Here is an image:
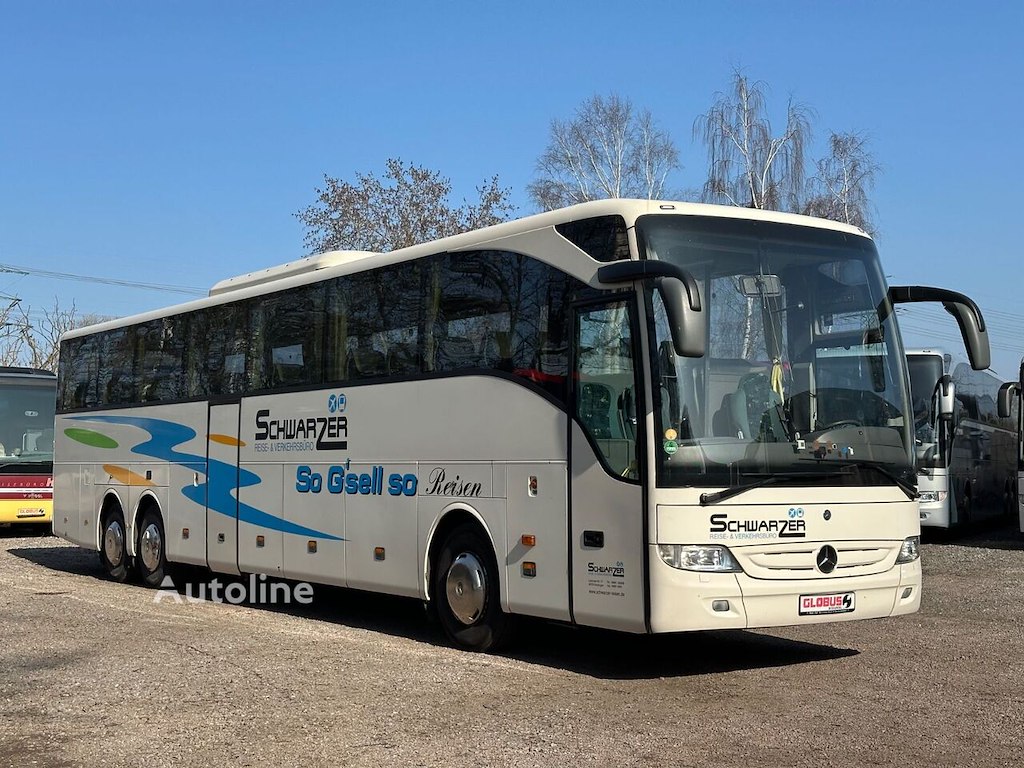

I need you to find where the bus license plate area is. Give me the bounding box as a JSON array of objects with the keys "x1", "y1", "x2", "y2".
[{"x1": 799, "y1": 592, "x2": 856, "y2": 616}]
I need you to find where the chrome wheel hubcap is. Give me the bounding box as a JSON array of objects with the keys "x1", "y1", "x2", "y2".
[
  {"x1": 140, "y1": 522, "x2": 163, "y2": 573},
  {"x1": 103, "y1": 520, "x2": 124, "y2": 566},
  {"x1": 445, "y1": 552, "x2": 486, "y2": 625}
]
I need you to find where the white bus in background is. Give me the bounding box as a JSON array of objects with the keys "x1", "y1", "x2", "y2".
[
  {"x1": 907, "y1": 349, "x2": 1016, "y2": 528},
  {"x1": 52, "y1": 200, "x2": 990, "y2": 651},
  {"x1": 998, "y1": 360, "x2": 1024, "y2": 533}
]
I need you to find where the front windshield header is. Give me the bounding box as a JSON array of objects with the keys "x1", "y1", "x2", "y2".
[{"x1": 636, "y1": 214, "x2": 914, "y2": 492}]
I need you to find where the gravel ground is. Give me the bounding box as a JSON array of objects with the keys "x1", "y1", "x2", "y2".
[{"x1": 0, "y1": 524, "x2": 1021, "y2": 768}]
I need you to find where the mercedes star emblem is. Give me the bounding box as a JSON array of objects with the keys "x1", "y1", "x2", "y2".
[{"x1": 816, "y1": 545, "x2": 839, "y2": 574}]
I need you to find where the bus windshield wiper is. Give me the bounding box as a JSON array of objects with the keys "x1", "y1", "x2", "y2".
[
  {"x1": 837, "y1": 459, "x2": 918, "y2": 500},
  {"x1": 699, "y1": 470, "x2": 849, "y2": 506},
  {"x1": 795, "y1": 457, "x2": 917, "y2": 500}
]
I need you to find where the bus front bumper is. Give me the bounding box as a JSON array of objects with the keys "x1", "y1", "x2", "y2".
[
  {"x1": 0, "y1": 501, "x2": 52, "y2": 525},
  {"x1": 648, "y1": 552, "x2": 921, "y2": 633}
]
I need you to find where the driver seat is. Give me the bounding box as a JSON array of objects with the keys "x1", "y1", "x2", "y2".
[{"x1": 731, "y1": 372, "x2": 785, "y2": 440}]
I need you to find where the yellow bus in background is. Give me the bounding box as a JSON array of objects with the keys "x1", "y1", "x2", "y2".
[{"x1": 0, "y1": 367, "x2": 56, "y2": 529}]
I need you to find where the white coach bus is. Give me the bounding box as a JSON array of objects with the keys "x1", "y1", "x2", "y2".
[
  {"x1": 53, "y1": 200, "x2": 990, "y2": 651},
  {"x1": 907, "y1": 349, "x2": 1016, "y2": 528},
  {"x1": 998, "y1": 360, "x2": 1024, "y2": 533}
]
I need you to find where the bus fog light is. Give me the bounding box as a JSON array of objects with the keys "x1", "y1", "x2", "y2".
[
  {"x1": 896, "y1": 535, "x2": 920, "y2": 563},
  {"x1": 712, "y1": 600, "x2": 730, "y2": 612},
  {"x1": 901, "y1": 587, "x2": 913, "y2": 599},
  {"x1": 657, "y1": 544, "x2": 741, "y2": 572}
]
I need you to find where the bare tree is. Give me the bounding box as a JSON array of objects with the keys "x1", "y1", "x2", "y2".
[
  {"x1": 694, "y1": 70, "x2": 813, "y2": 212},
  {"x1": 0, "y1": 299, "x2": 110, "y2": 372},
  {"x1": 0, "y1": 296, "x2": 27, "y2": 365},
  {"x1": 296, "y1": 158, "x2": 516, "y2": 254},
  {"x1": 18, "y1": 299, "x2": 95, "y2": 371},
  {"x1": 528, "y1": 94, "x2": 680, "y2": 211},
  {"x1": 803, "y1": 131, "x2": 880, "y2": 235}
]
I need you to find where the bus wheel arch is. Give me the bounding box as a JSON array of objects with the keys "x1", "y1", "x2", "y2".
[
  {"x1": 426, "y1": 508, "x2": 511, "y2": 652},
  {"x1": 133, "y1": 495, "x2": 168, "y2": 588},
  {"x1": 98, "y1": 494, "x2": 129, "y2": 583}
]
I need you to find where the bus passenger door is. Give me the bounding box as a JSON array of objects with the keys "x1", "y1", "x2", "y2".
[
  {"x1": 569, "y1": 301, "x2": 648, "y2": 633},
  {"x1": 206, "y1": 402, "x2": 241, "y2": 575}
]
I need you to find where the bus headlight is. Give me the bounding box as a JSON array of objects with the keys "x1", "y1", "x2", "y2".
[
  {"x1": 658, "y1": 544, "x2": 741, "y2": 572},
  {"x1": 896, "y1": 536, "x2": 920, "y2": 563},
  {"x1": 918, "y1": 491, "x2": 947, "y2": 504}
]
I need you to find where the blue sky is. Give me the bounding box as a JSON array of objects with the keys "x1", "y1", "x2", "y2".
[{"x1": 2, "y1": 1, "x2": 1022, "y2": 375}]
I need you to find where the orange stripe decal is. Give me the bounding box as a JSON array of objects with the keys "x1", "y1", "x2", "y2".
[
  {"x1": 209, "y1": 434, "x2": 245, "y2": 447},
  {"x1": 103, "y1": 464, "x2": 156, "y2": 487}
]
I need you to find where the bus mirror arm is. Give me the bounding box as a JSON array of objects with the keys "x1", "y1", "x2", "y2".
[
  {"x1": 887, "y1": 286, "x2": 990, "y2": 371},
  {"x1": 998, "y1": 381, "x2": 1018, "y2": 419},
  {"x1": 597, "y1": 261, "x2": 705, "y2": 358}
]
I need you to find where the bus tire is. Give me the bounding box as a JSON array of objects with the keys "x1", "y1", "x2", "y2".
[
  {"x1": 99, "y1": 506, "x2": 129, "y2": 583},
  {"x1": 135, "y1": 507, "x2": 168, "y2": 588},
  {"x1": 432, "y1": 523, "x2": 511, "y2": 652}
]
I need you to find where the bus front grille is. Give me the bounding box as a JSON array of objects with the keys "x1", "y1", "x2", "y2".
[{"x1": 735, "y1": 541, "x2": 899, "y2": 579}]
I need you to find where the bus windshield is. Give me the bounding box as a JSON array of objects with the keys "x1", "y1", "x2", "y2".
[
  {"x1": 637, "y1": 214, "x2": 913, "y2": 492},
  {"x1": 0, "y1": 382, "x2": 55, "y2": 468}
]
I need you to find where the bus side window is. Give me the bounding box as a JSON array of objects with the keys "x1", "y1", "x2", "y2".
[{"x1": 349, "y1": 337, "x2": 386, "y2": 378}]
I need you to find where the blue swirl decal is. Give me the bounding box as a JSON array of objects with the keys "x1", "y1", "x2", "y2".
[{"x1": 72, "y1": 415, "x2": 342, "y2": 541}]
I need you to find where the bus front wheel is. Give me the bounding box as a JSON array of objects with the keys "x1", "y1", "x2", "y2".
[
  {"x1": 135, "y1": 507, "x2": 168, "y2": 588},
  {"x1": 432, "y1": 524, "x2": 511, "y2": 652},
  {"x1": 99, "y1": 507, "x2": 129, "y2": 583}
]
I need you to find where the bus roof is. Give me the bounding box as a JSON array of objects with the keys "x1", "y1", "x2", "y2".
[
  {"x1": 0, "y1": 366, "x2": 56, "y2": 379},
  {"x1": 60, "y1": 199, "x2": 873, "y2": 342},
  {"x1": 208, "y1": 250, "x2": 379, "y2": 296}
]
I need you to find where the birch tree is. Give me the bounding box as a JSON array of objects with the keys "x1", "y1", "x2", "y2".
[
  {"x1": 803, "y1": 131, "x2": 879, "y2": 235},
  {"x1": 528, "y1": 94, "x2": 680, "y2": 211},
  {"x1": 693, "y1": 71, "x2": 816, "y2": 361},
  {"x1": 694, "y1": 70, "x2": 813, "y2": 213}
]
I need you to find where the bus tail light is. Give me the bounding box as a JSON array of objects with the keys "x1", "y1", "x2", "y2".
[{"x1": 658, "y1": 544, "x2": 741, "y2": 572}]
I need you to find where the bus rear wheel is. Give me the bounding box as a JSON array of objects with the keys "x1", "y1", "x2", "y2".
[
  {"x1": 99, "y1": 507, "x2": 129, "y2": 583},
  {"x1": 135, "y1": 507, "x2": 168, "y2": 588},
  {"x1": 432, "y1": 524, "x2": 511, "y2": 652}
]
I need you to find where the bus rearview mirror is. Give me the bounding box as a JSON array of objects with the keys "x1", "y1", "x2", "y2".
[
  {"x1": 597, "y1": 261, "x2": 706, "y2": 359},
  {"x1": 887, "y1": 286, "x2": 990, "y2": 371},
  {"x1": 656, "y1": 276, "x2": 706, "y2": 358},
  {"x1": 936, "y1": 375, "x2": 954, "y2": 422},
  {"x1": 738, "y1": 274, "x2": 782, "y2": 298},
  {"x1": 998, "y1": 382, "x2": 1018, "y2": 419}
]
